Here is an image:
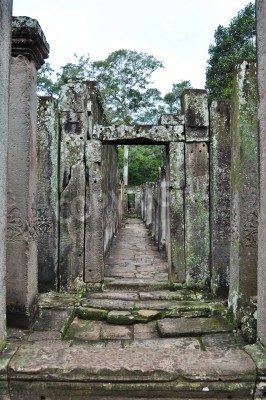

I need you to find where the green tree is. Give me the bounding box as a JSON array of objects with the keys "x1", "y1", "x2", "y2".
[
  {"x1": 92, "y1": 49, "x2": 164, "y2": 124},
  {"x1": 118, "y1": 145, "x2": 165, "y2": 185},
  {"x1": 163, "y1": 80, "x2": 191, "y2": 113},
  {"x1": 37, "y1": 54, "x2": 92, "y2": 96},
  {"x1": 205, "y1": 2, "x2": 256, "y2": 100},
  {"x1": 37, "y1": 62, "x2": 55, "y2": 96}
]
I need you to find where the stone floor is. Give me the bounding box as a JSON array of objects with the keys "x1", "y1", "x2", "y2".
[{"x1": 1, "y1": 217, "x2": 265, "y2": 399}]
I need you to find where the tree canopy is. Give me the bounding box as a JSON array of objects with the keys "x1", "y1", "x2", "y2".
[{"x1": 205, "y1": 2, "x2": 256, "y2": 100}]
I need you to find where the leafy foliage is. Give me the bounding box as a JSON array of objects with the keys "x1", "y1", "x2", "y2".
[
  {"x1": 205, "y1": 2, "x2": 256, "y2": 100},
  {"x1": 91, "y1": 49, "x2": 164, "y2": 124},
  {"x1": 118, "y1": 145, "x2": 165, "y2": 185},
  {"x1": 163, "y1": 80, "x2": 191, "y2": 113}
]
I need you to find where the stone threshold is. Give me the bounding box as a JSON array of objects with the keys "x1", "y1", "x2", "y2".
[{"x1": 0, "y1": 342, "x2": 257, "y2": 399}]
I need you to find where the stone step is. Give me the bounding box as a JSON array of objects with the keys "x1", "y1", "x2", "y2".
[
  {"x1": 89, "y1": 289, "x2": 213, "y2": 302},
  {"x1": 157, "y1": 317, "x2": 234, "y2": 338},
  {"x1": 5, "y1": 341, "x2": 256, "y2": 399},
  {"x1": 102, "y1": 278, "x2": 180, "y2": 291}
]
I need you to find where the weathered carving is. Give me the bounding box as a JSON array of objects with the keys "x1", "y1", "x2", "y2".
[
  {"x1": 7, "y1": 206, "x2": 24, "y2": 241},
  {"x1": 37, "y1": 207, "x2": 52, "y2": 234}
]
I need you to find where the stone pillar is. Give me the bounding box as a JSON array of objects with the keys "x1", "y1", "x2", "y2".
[
  {"x1": 0, "y1": 0, "x2": 12, "y2": 349},
  {"x1": 118, "y1": 183, "x2": 123, "y2": 227},
  {"x1": 169, "y1": 142, "x2": 185, "y2": 283},
  {"x1": 123, "y1": 145, "x2": 128, "y2": 186},
  {"x1": 145, "y1": 183, "x2": 153, "y2": 231},
  {"x1": 210, "y1": 101, "x2": 231, "y2": 298},
  {"x1": 229, "y1": 61, "x2": 258, "y2": 319},
  {"x1": 85, "y1": 140, "x2": 104, "y2": 283},
  {"x1": 6, "y1": 17, "x2": 49, "y2": 328},
  {"x1": 158, "y1": 167, "x2": 167, "y2": 252},
  {"x1": 59, "y1": 82, "x2": 88, "y2": 291},
  {"x1": 37, "y1": 97, "x2": 59, "y2": 292},
  {"x1": 257, "y1": 0, "x2": 266, "y2": 345},
  {"x1": 181, "y1": 90, "x2": 210, "y2": 288}
]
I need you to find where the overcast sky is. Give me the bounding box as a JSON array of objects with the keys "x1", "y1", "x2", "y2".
[{"x1": 13, "y1": 0, "x2": 254, "y2": 95}]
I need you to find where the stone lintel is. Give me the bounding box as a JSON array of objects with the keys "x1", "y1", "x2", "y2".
[
  {"x1": 158, "y1": 114, "x2": 184, "y2": 125},
  {"x1": 94, "y1": 124, "x2": 184, "y2": 143},
  {"x1": 12, "y1": 16, "x2": 49, "y2": 69}
]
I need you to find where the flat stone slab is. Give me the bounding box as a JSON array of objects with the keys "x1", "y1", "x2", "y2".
[
  {"x1": 8, "y1": 342, "x2": 256, "y2": 383},
  {"x1": 124, "y1": 338, "x2": 201, "y2": 350},
  {"x1": 101, "y1": 324, "x2": 133, "y2": 340},
  {"x1": 202, "y1": 333, "x2": 246, "y2": 351},
  {"x1": 89, "y1": 292, "x2": 139, "y2": 301},
  {"x1": 38, "y1": 292, "x2": 78, "y2": 309},
  {"x1": 32, "y1": 309, "x2": 74, "y2": 335},
  {"x1": 157, "y1": 318, "x2": 233, "y2": 338},
  {"x1": 133, "y1": 309, "x2": 161, "y2": 322},
  {"x1": 139, "y1": 290, "x2": 211, "y2": 301},
  {"x1": 81, "y1": 299, "x2": 135, "y2": 311},
  {"x1": 64, "y1": 318, "x2": 102, "y2": 341}
]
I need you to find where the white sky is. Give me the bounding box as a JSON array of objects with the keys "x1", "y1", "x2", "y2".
[{"x1": 13, "y1": 0, "x2": 254, "y2": 95}]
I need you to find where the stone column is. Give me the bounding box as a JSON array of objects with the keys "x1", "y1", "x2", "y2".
[
  {"x1": 158, "y1": 167, "x2": 167, "y2": 252},
  {"x1": 59, "y1": 82, "x2": 88, "y2": 291},
  {"x1": 6, "y1": 17, "x2": 49, "y2": 328},
  {"x1": 181, "y1": 90, "x2": 210, "y2": 288},
  {"x1": 37, "y1": 97, "x2": 59, "y2": 292},
  {"x1": 0, "y1": 0, "x2": 12, "y2": 349},
  {"x1": 123, "y1": 145, "x2": 128, "y2": 186},
  {"x1": 257, "y1": 0, "x2": 266, "y2": 345},
  {"x1": 85, "y1": 140, "x2": 104, "y2": 283},
  {"x1": 210, "y1": 101, "x2": 231, "y2": 298},
  {"x1": 229, "y1": 61, "x2": 258, "y2": 320},
  {"x1": 169, "y1": 142, "x2": 185, "y2": 283}
]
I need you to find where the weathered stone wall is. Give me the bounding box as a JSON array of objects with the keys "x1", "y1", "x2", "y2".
[
  {"x1": 257, "y1": 0, "x2": 266, "y2": 347},
  {"x1": 6, "y1": 17, "x2": 49, "y2": 328},
  {"x1": 37, "y1": 97, "x2": 59, "y2": 292},
  {"x1": 210, "y1": 101, "x2": 231, "y2": 298},
  {"x1": 0, "y1": 0, "x2": 12, "y2": 349},
  {"x1": 59, "y1": 82, "x2": 88, "y2": 291},
  {"x1": 229, "y1": 61, "x2": 258, "y2": 320},
  {"x1": 85, "y1": 82, "x2": 113, "y2": 284}
]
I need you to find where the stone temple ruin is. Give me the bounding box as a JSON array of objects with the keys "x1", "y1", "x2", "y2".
[{"x1": 1, "y1": 1, "x2": 266, "y2": 399}]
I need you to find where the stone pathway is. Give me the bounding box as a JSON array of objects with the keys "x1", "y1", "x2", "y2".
[
  {"x1": 1, "y1": 217, "x2": 263, "y2": 399},
  {"x1": 104, "y1": 217, "x2": 169, "y2": 290}
]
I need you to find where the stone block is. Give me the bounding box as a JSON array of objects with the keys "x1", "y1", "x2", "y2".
[
  {"x1": 107, "y1": 311, "x2": 134, "y2": 325},
  {"x1": 210, "y1": 101, "x2": 231, "y2": 298},
  {"x1": 181, "y1": 89, "x2": 209, "y2": 141},
  {"x1": 76, "y1": 307, "x2": 108, "y2": 321},
  {"x1": 132, "y1": 309, "x2": 160, "y2": 322},
  {"x1": 0, "y1": 0, "x2": 12, "y2": 349},
  {"x1": 185, "y1": 142, "x2": 210, "y2": 288},
  {"x1": 95, "y1": 124, "x2": 184, "y2": 143},
  {"x1": 157, "y1": 317, "x2": 233, "y2": 338},
  {"x1": 229, "y1": 61, "x2": 258, "y2": 319},
  {"x1": 37, "y1": 97, "x2": 59, "y2": 292},
  {"x1": 202, "y1": 333, "x2": 245, "y2": 351}
]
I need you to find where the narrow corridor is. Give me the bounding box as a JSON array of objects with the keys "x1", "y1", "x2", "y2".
[{"x1": 104, "y1": 217, "x2": 169, "y2": 289}]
